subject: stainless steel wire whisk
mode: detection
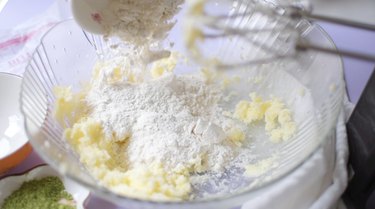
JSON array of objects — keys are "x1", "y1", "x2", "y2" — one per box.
[{"x1": 186, "y1": 0, "x2": 375, "y2": 69}]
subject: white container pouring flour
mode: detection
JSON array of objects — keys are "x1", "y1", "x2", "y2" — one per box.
[{"x1": 71, "y1": 0, "x2": 112, "y2": 34}]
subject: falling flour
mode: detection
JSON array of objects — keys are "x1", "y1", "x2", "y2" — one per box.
[{"x1": 103, "y1": 0, "x2": 184, "y2": 45}]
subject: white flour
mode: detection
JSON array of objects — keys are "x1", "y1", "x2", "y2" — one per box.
[
  {"x1": 103, "y1": 0, "x2": 184, "y2": 45},
  {"x1": 100, "y1": 0, "x2": 185, "y2": 70},
  {"x1": 86, "y1": 73, "x2": 241, "y2": 172}
]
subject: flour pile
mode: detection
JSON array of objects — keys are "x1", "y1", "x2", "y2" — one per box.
[{"x1": 87, "y1": 71, "x2": 242, "y2": 172}]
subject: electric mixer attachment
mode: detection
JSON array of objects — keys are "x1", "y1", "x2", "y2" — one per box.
[{"x1": 185, "y1": 0, "x2": 375, "y2": 69}]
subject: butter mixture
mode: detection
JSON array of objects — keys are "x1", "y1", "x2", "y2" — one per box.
[
  {"x1": 234, "y1": 93, "x2": 296, "y2": 142},
  {"x1": 55, "y1": 0, "x2": 303, "y2": 202},
  {"x1": 54, "y1": 57, "x2": 299, "y2": 200},
  {"x1": 55, "y1": 56, "x2": 254, "y2": 200}
]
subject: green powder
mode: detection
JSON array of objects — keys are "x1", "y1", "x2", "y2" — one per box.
[{"x1": 1, "y1": 176, "x2": 76, "y2": 209}]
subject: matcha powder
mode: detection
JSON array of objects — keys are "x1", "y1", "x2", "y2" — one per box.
[{"x1": 1, "y1": 176, "x2": 76, "y2": 209}]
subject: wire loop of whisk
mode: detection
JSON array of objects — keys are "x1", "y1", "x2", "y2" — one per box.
[{"x1": 187, "y1": 0, "x2": 375, "y2": 69}]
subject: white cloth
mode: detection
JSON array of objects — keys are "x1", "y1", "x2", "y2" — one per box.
[{"x1": 242, "y1": 101, "x2": 352, "y2": 209}]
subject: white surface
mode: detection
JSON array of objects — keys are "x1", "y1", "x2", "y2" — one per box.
[
  {"x1": 312, "y1": 0, "x2": 375, "y2": 25},
  {"x1": 0, "y1": 73, "x2": 28, "y2": 159},
  {"x1": 0, "y1": 0, "x2": 8, "y2": 13},
  {"x1": 319, "y1": 22, "x2": 375, "y2": 103},
  {"x1": 0, "y1": 0, "x2": 54, "y2": 31}
]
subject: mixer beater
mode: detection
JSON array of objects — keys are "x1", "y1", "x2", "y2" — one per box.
[{"x1": 185, "y1": 0, "x2": 375, "y2": 69}]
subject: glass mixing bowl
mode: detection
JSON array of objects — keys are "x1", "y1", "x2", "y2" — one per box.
[{"x1": 20, "y1": 2, "x2": 345, "y2": 209}]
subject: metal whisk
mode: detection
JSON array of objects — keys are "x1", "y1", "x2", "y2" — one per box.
[{"x1": 185, "y1": 0, "x2": 375, "y2": 69}]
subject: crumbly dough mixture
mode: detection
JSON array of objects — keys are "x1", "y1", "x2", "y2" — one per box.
[
  {"x1": 54, "y1": 55, "x2": 297, "y2": 200},
  {"x1": 234, "y1": 93, "x2": 296, "y2": 142}
]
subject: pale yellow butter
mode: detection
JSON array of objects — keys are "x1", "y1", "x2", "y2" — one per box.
[
  {"x1": 245, "y1": 157, "x2": 276, "y2": 177},
  {"x1": 63, "y1": 116, "x2": 192, "y2": 201},
  {"x1": 151, "y1": 52, "x2": 179, "y2": 78},
  {"x1": 227, "y1": 127, "x2": 246, "y2": 147},
  {"x1": 53, "y1": 86, "x2": 87, "y2": 125},
  {"x1": 234, "y1": 93, "x2": 296, "y2": 142}
]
